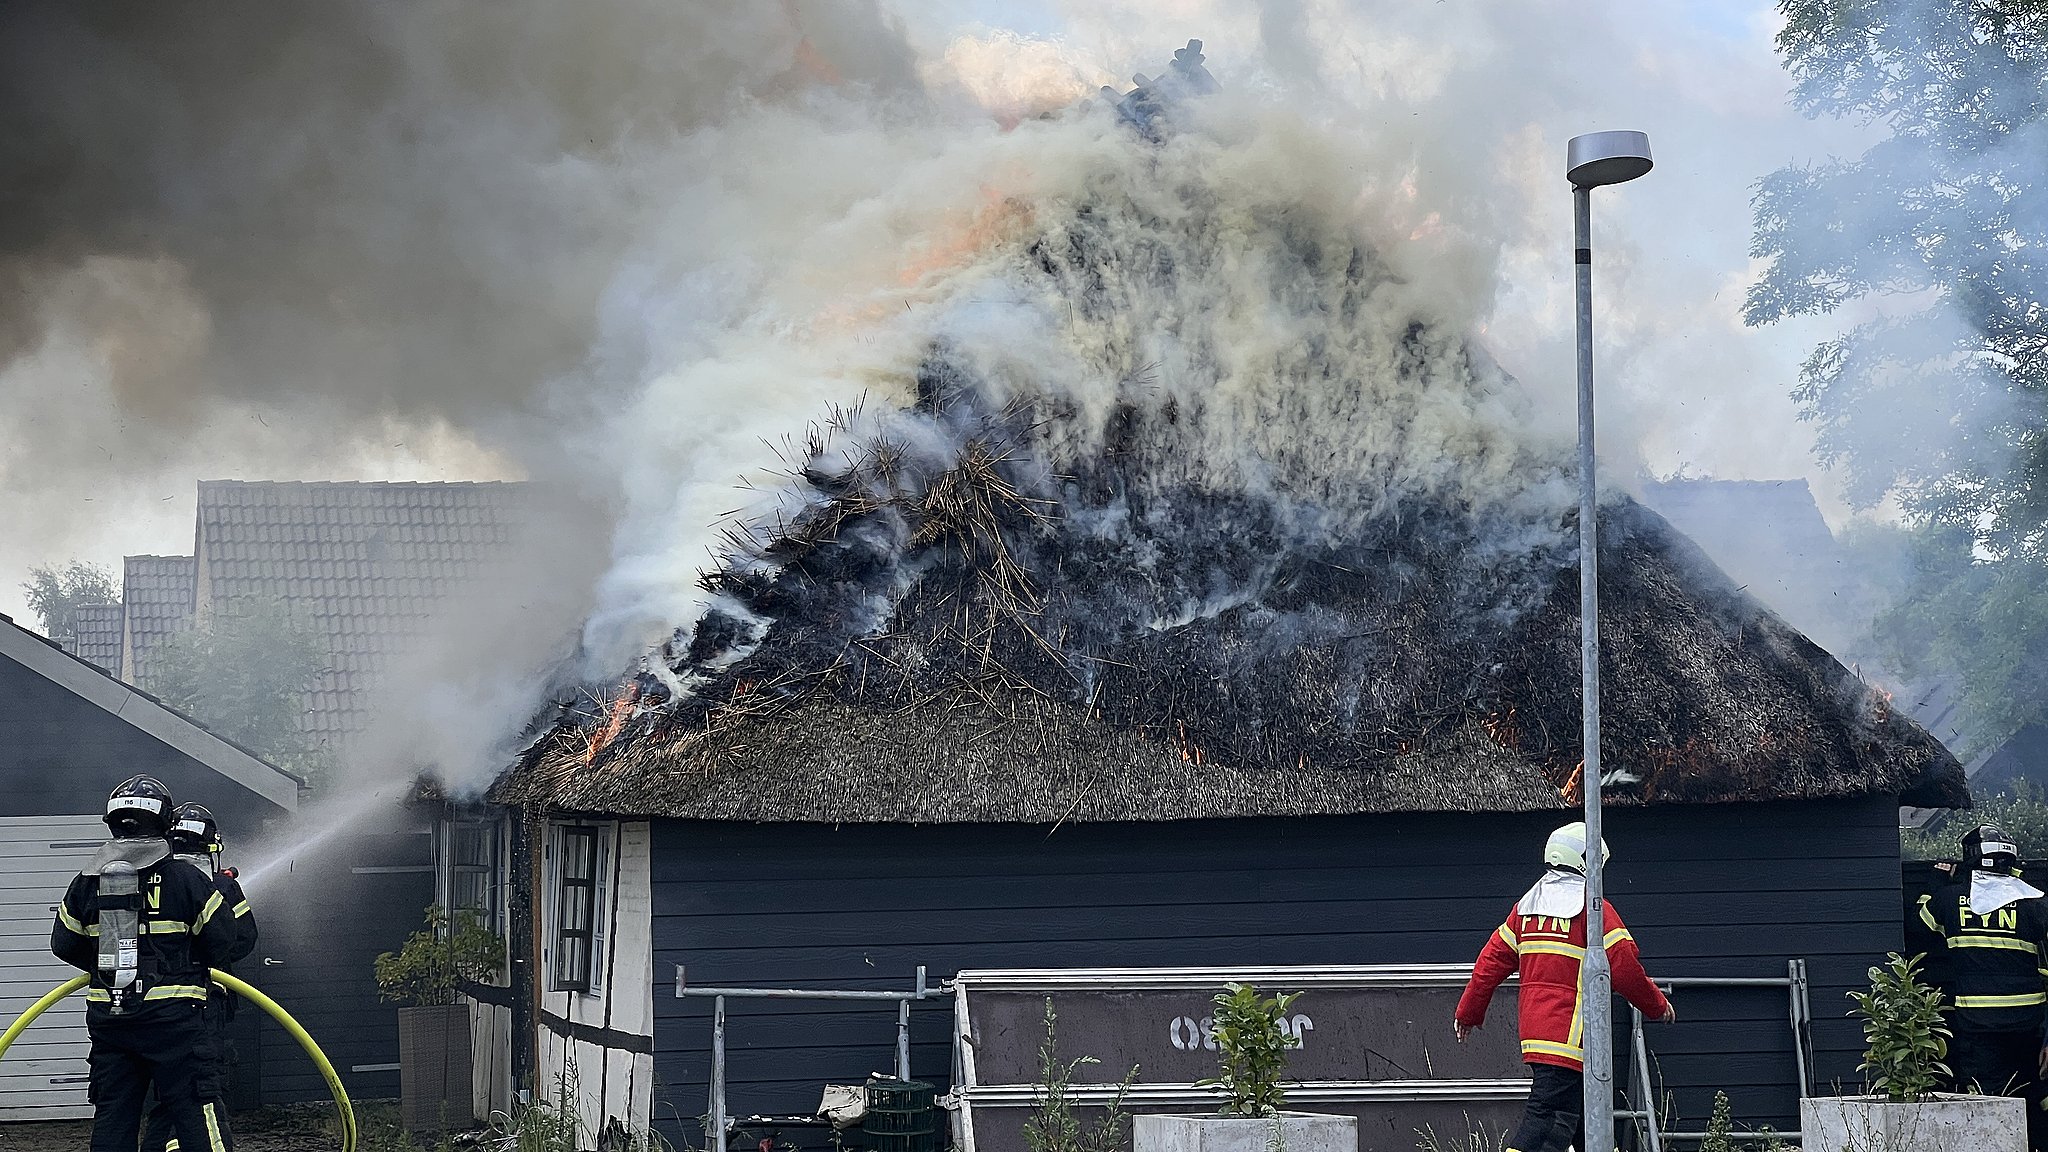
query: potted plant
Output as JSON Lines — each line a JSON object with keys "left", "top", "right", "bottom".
{"left": 1800, "top": 952, "right": 2023, "bottom": 1151}
{"left": 373, "top": 905, "right": 504, "bottom": 1133}
{"left": 1134, "top": 983, "right": 1357, "bottom": 1152}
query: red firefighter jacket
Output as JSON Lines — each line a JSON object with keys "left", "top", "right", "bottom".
{"left": 1454, "top": 897, "right": 1671, "bottom": 1070}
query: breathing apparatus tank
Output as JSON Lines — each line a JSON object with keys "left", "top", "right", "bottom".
{"left": 95, "top": 859, "right": 143, "bottom": 1012}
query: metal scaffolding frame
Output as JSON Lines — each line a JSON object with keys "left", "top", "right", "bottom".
{"left": 675, "top": 965, "right": 933, "bottom": 1148}
{"left": 1617, "top": 960, "right": 1813, "bottom": 1149}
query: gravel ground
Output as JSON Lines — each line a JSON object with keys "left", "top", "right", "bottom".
{"left": 5, "top": 1100, "right": 391, "bottom": 1151}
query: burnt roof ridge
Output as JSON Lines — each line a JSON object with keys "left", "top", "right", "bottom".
{"left": 497, "top": 445, "right": 1965, "bottom": 820}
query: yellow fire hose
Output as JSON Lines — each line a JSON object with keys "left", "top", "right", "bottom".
{"left": 0, "top": 969, "right": 357, "bottom": 1152}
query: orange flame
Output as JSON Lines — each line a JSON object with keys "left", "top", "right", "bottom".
{"left": 1559, "top": 761, "right": 1584, "bottom": 804}
{"left": 584, "top": 683, "right": 642, "bottom": 766}
{"left": 895, "top": 188, "right": 1034, "bottom": 289}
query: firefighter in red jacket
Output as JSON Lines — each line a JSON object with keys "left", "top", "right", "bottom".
{"left": 1455, "top": 822, "right": 1676, "bottom": 1152}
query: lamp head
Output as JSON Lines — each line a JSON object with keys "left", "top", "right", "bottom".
{"left": 1567, "top": 130, "right": 1653, "bottom": 189}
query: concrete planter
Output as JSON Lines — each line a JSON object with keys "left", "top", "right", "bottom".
{"left": 1135, "top": 1112, "right": 1358, "bottom": 1152}
{"left": 398, "top": 1002, "right": 474, "bottom": 1133}
{"left": 1799, "top": 1093, "right": 2024, "bottom": 1152}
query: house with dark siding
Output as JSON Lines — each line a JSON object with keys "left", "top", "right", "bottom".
{"left": 471, "top": 481, "right": 1965, "bottom": 1149}
{"left": 466, "top": 98, "right": 1967, "bottom": 1146}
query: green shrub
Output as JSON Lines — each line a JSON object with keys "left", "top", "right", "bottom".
{"left": 1025, "top": 997, "right": 1138, "bottom": 1152}
{"left": 373, "top": 905, "right": 505, "bottom": 1007}
{"left": 1200, "top": 983, "right": 1303, "bottom": 1119}
{"left": 1698, "top": 1091, "right": 1734, "bottom": 1152}
{"left": 1848, "top": 953, "right": 1951, "bottom": 1102}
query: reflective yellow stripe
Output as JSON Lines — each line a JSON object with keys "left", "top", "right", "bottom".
{"left": 166, "top": 1141, "right": 181, "bottom": 1152}
{"left": 1919, "top": 894, "right": 1943, "bottom": 935}
{"left": 143, "top": 984, "right": 209, "bottom": 1001}
{"left": 233, "top": 901, "right": 252, "bottom": 917}
{"left": 1519, "top": 941, "right": 1587, "bottom": 960}
{"left": 196, "top": 891, "right": 224, "bottom": 929}
{"left": 202, "top": 1101, "right": 227, "bottom": 1152}
{"left": 1603, "top": 927, "right": 1633, "bottom": 949}
{"left": 84, "top": 983, "right": 213, "bottom": 1003}
{"left": 1522, "top": 1038, "right": 1584, "bottom": 1060}
{"left": 145, "top": 920, "right": 192, "bottom": 935}
{"left": 1951, "top": 935, "right": 2039, "bottom": 954}
{"left": 1569, "top": 979, "right": 1586, "bottom": 1048}
{"left": 1495, "top": 924, "right": 1517, "bottom": 948}
{"left": 1954, "top": 992, "right": 2048, "bottom": 1009}
{"left": 57, "top": 906, "right": 88, "bottom": 935}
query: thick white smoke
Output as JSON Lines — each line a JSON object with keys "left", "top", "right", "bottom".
{"left": 0, "top": 1, "right": 1918, "bottom": 789}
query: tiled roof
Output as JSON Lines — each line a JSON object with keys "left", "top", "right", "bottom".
{"left": 69, "top": 603, "right": 124, "bottom": 675}
{"left": 193, "top": 481, "right": 529, "bottom": 742}
{"left": 122, "top": 555, "right": 196, "bottom": 689}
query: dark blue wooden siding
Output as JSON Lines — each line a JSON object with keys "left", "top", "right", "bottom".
{"left": 244, "top": 820, "right": 434, "bottom": 1105}
{"left": 0, "top": 651, "right": 283, "bottom": 833}
{"left": 651, "top": 798, "right": 1901, "bottom": 1145}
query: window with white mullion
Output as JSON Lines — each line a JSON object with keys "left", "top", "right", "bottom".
{"left": 551, "top": 826, "right": 600, "bottom": 993}
{"left": 449, "top": 819, "right": 499, "bottom": 931}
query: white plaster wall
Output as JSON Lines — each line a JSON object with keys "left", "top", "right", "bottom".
{"left": 534, "top": 819, "right": 655, "bottom": 1145}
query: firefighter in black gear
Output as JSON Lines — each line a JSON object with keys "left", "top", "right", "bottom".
{"left": 1918, "top": 822, "right": 2048, "bottom": 1150}
{"left": 145, "top": 803, "right": 257, "bottom": 1152}
{"left": 50, "top": 776, "right": 241, "bottom": 1152}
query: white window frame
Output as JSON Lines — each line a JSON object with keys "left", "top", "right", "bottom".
{"left": 589, "top": 826, "right": 610, "bottom": 997}
{"left": 442, "top": 817, "right": 503, "bottom": 935}
{"left": 548, "top": 822, "right": 608, "bottom": 995}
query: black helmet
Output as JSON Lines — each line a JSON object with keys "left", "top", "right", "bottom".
{"left": 169, "top": 803, "right": 221, "bottom": 856}
{"left": 106, "top": 775, "right": 174, "bottom": 838}
{"left": 1964, "top": 823, "right": 2022, "bottom": 874}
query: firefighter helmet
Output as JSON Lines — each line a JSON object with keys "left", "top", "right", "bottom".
{"left": 105, "top": 775, "right": 174, "bottom": 838}
{"left": 169, "top": 803, "right": 221, "bottom": 856}
{"left": 1964, "top": 823, "right": 2021, "bottom": 873}
{"left": 1542, "top": 821, "right": 1609, "bottom": 873}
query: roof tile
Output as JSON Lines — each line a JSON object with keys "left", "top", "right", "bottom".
{"left": 183, "top": 481, "right": 530, "bottom": 741}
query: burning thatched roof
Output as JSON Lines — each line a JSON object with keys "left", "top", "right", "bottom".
{"left": 499, "top": 483, "right": 1964, "bottom": 821}
{"left": 495, "top": 51, "right": 1964, "bottom": 822}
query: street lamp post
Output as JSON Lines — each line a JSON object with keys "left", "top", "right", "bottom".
{"left": 1565, "top": 128, "right": 1652, "bottom": 1152}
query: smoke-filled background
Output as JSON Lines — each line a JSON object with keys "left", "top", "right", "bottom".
{"left": 0, "top": 1, "right": 1947, "bottom": 791}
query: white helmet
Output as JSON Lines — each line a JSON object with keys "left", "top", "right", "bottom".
{"left": 1543, "top": 822, "right": 1609, "bottom": 872}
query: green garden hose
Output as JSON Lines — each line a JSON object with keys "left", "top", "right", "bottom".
{"left": 0, "top": 969, "right": 357, "bottom": 1152}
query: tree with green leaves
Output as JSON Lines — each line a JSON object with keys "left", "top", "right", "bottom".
{"left": 1904, "top": 781, "right": 2048, "bottom": 858}
{"left": 1866, "top": 522, "right": 2048, "bottom": 750}
{"left": 21, "top": 560, "right": 118, "bottom": 648}
{"left": 1752, "top": 1, "right": 2048, "bottom": 759}
{"left": 150, "top": 596, "right": 333, "bottom": 786}
{"left": 1750, "top": 0, "right": 2048, "bottom": 552}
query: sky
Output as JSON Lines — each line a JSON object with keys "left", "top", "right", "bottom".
{"left": 0, "top": 0, "right": 1875, "bottom": 629}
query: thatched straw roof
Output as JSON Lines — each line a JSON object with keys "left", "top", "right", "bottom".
{"left": 498, "top": 492, "right": 1964, "bottom": 822}
{"left": 495, "top": 87, "right": 1965, "bottom": 822}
